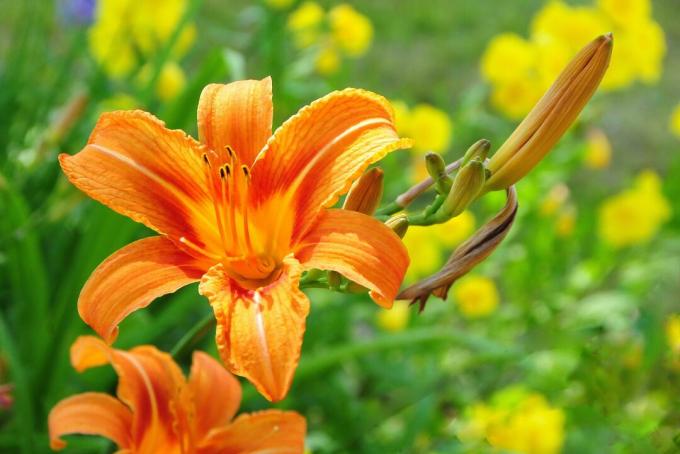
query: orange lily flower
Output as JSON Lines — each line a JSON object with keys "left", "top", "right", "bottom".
{"left": 49, "top": 336, "right": 306, "bottom": 453}
{"left": 59, "top": 78, "right": 411, "bottom": 401}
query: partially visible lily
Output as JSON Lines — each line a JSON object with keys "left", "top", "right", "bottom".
{"left": 484, "top": 33, "right": 613, "bottom": 191}
{"left": 59, "top": 77, "right": 411, "bottom": 401}
{"left": 49, "top": 336, "right": 306, "bottom": 453}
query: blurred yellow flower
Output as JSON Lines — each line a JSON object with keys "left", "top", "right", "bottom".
{"left": 394, "top": 103, "right": 452, "bottom": 153}
{"left": 288, "top": 1, "right": 324, "bottom": 48}
{"left": 539, "top": 184, "right": 570, "bottom": 217}
{"left": 555, "top": 207, "right": 576, "bottom": 237}
{"left": 598, "top": 170, "right": 671, "bottom": 247}
{"left": 403, "top": 211, "right": 475, "bottom": 281}
{"left": 481, "top": 0, "right": 665, "bottom": 118}
{"left": 597, "top": 0, "right": 650, "bottom": 27}
{"left": 138, "top": 62, "right": 187, "bottom": 102}
{"left": 670, "top": 103, "right": 680, "bottom": 138}
{"left": 665, "top": 315, "right": 680, "bottom": 355}
{"left": 584, "top": 128, "right": 612, "bottom": 169}
{"left": 459, "top": 390, "right": 565, "bottom": 454}
{"left": 89, "top": 0, "right": 195, "bottom": 78}
{"left": 266, "top": 0, "right": 295, "bottom": 10}
{"left": 490, "top": 77, "right": 544, "bottom": 120}
{"left": 376, "top": 301, "right": 411, "bottom": 332}
{"left": 480, "top": 33, "right": 535, "bottom": 84}
{"left": 452, "top": 275, "right": 499, "bottom": 319}
{"left": 315, "top": 45, "right": 341, "bottom": 76}
{"left": 329, "top": 4, "right": 373, "bottom": 57}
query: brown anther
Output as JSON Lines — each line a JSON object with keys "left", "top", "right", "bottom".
{"left": 226, "top": 146, "right": 235, "bottom": 159}
{"left": 202, "top": 153, "right": 210, "bottom": 165}
{"left": 241, "top": 165, "right": 250, "bottom": 178}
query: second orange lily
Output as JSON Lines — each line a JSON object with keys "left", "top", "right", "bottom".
{"left": 60, "top": 78, "right": 411, "bottom": 401}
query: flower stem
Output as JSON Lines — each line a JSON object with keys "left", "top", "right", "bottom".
{"left": 171, "top": 311, "right": 215, "bottom": 360}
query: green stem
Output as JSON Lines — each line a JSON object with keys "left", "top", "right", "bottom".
{"left": 171, "top": 312, "right": 215, "bottom": 360}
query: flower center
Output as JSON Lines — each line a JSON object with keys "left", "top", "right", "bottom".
{"left": 184, "top": 145, "right": 283, "bottom": 285}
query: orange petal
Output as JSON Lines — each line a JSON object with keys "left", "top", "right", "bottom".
{"left": 188, "top": 351, "right": 242, "bottom": 439}
{"left": 70, "top": 336, "right": 189, "bottom": 451}
{"left": 199, "top": 410, "right": 306, "bottom": 453}
{"left": 48, "top": 392, "right": 133, "bottom": 451}
{"left": 78, "top": 236, "right": 205, "bottom": 343}
{"left": 199, "top": 256, "right": 310, "bottom": 402}
{"left": 251, "top": 89, "right": 411, "bottom": 241}
{"left": 197, "top": 78, "right": 273, "bottom": 166}
{"left": 296, "top": 209, "right": 409, "bottom": 308}
{"left": 59, "top": 110, "right": 219, "bottom": 250}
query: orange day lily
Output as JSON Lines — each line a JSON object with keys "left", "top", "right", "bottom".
{"left": 49, "top": 336, "right": 306, "bottom": 453}
{"left": 59, "top": 78, "right": 411, "bottom": 401}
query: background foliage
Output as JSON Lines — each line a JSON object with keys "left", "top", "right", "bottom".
{"left": 1, "top": 0, "right": 679, "bottom": 452}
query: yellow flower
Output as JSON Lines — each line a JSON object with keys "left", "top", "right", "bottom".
{"left": 391, "top": 99, "right": 411, "bottom": 136}
{"left": 534, "top": 37, "right": 572, "bottom": 91}
{"left": 597, "top": 0, "right": 651, "bottom": 27}
{"left": 452, "top": 275, "right": 499, "bottom": 319}
{"left": 584, "top": 128, "right": 612, "bottom": 169}
{"left": 598, "top": 170, "right": 671, "bottom": 247}
{"left": 480, "top": 33, "right": 536, "bottom": 84}
{"left": 266, "top": 0, "right": 295, "bottom": 10}
{"left": 407, "top": 104, "right": 453, "bottom": 153}
{"left": 287, "top": 1, "right": 324, "bottom": 48}
{"left": 403, "top": 211, "right": 475, "bottom": 281}
{"left": 315, "top": 45, "right": 341, "bottom": 75}
{"left": 89, "top": 0, "right": 195, "bottom": 78}
{"left": 138, "top": 62, "right": 187, "bottom": 102}
{"left": 490, "top": 77, "right": 544, "bottom": 120}
{"left": 665, "top": 315, "right": 680, "bottom": 355}
{"left": 459, "top": 390, "right": 565, "bottom": 454}
{"left": 555, "top": 207, "right": 576, "bottom": 237}
{"left": 328, "top": 4, "right": 373, "bottom": 57}
{"left": 628, "top": 18, "right": 666, "bottom": 84}
{"left": 532, "top": 2, "right": 610, "bottom": 52}
{"left": 376, "top": 301, "right": 411, "bottom": 332}
{"left": 670, "top": 103, "right": 680, "bottom": 138}
{"left": 539, "top": 184, "right": 570, "bottom": 217}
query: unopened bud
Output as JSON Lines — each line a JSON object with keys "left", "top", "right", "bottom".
{"left": 385, "top": 213, "right": 409, "bottom": 238}
{"left": 435, "top": 159, "right": 486, "bottom": 220}
{"left": 343, "top": 167, "right": 384, "bottom": 215}
{"left": 462, "top": 139, "right": 490, "bottom": 165}
{"left": 425, "top": 152, "right": 452, "bottom": 194}
{"left": 485, "top": 33, "right": 613, "bottom": 191}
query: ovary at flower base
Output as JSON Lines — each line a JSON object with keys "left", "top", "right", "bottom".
{"left": 59, "top": 77, "right": 411, "bottom": 401}
{"left": 48, "top": 336, "right": 306, "bottom": 453}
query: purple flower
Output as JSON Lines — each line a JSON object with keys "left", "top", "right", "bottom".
{"left": 61, "top": 0, "right": 96, "bottom": 25}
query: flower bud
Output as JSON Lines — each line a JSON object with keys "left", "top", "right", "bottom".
{"left": 435, "top": 159, "right": 486, "bottom": 221}
{"left": 462, "top": 139, "right": 490, "bottom": 165}
{"left": 343, "top": 167, "right": 384, "bottom": 215}
{"left": 425, "top": 152, "right": 452, "bottom": 194}
{"left": 484, "top": 33, "right": 613, "bottom": 191}
{"left": 385, "top": 213, "right": 409, "bottom": 238}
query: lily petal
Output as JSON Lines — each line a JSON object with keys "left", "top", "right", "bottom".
{"left": 199, "top": 410, "right": 306, "bottom": 454}
{"left": 70, "top": 336, "right": 187, "bottom": 451}
{"left": 78, "top": 236, "right": 205, "bottom": 344}
{"left": 197, "top": 78, "right": 273, "bottom": 166}
{"left": 296, "top": 209, "right": 409, "bottom": 308}
{"left": 251, "top": 89, "right": 411, "bottom": 241}
{"left": 199, "top": 256, "right": 309, "bottom": 402}
{"left": 59, "top": 110, "right": 218, "bottom": 250}
{"left": 188, "top": 351, "right": 242, "bottom": 440}
{"left": 48, "top": 392, "right": 133, "bottom": 451}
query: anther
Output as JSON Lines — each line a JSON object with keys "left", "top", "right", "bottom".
{"left": 241, "top": 165, "right": 250, "bottom": 178}
{"left": 202, "top": 153, "right": 210, "bottom": 165}
{"left": 226, "top": 145, "right": 235, "bottom": 159}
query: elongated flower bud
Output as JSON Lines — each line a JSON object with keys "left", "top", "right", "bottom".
{"left": 343, "top": 167, "right": 384, "bottom": 214}
{"left": 435, "top": 159, "right": 486, "bottom": 220}
{"left": 484, "top": 33, "right": 613, "bottom": 191}
{"left": 385, "top": 213, "right": 409, "bottom": 238}
{"left": 425, "top": 152, "right": 452, "bottom": 194}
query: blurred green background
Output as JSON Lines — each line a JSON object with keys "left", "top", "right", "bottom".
{"left": 1, "top": 0, "right": 679, "bottom": 452}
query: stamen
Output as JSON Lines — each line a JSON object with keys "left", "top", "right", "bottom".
{"left": 179, "top": 236, "right": 221, "bottom": 260}
{"left": 202, "top": 153, "right": 228, "bottom": 255}
{"left": 241, "top": 165, "right": 254, "bottom": 254}
{"left": 224, "top": 163, "right": 239, "bottom": 252}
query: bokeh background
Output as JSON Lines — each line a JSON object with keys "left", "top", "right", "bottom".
{"left": 1, "top": 0, "right": 679, "bottom": 452}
